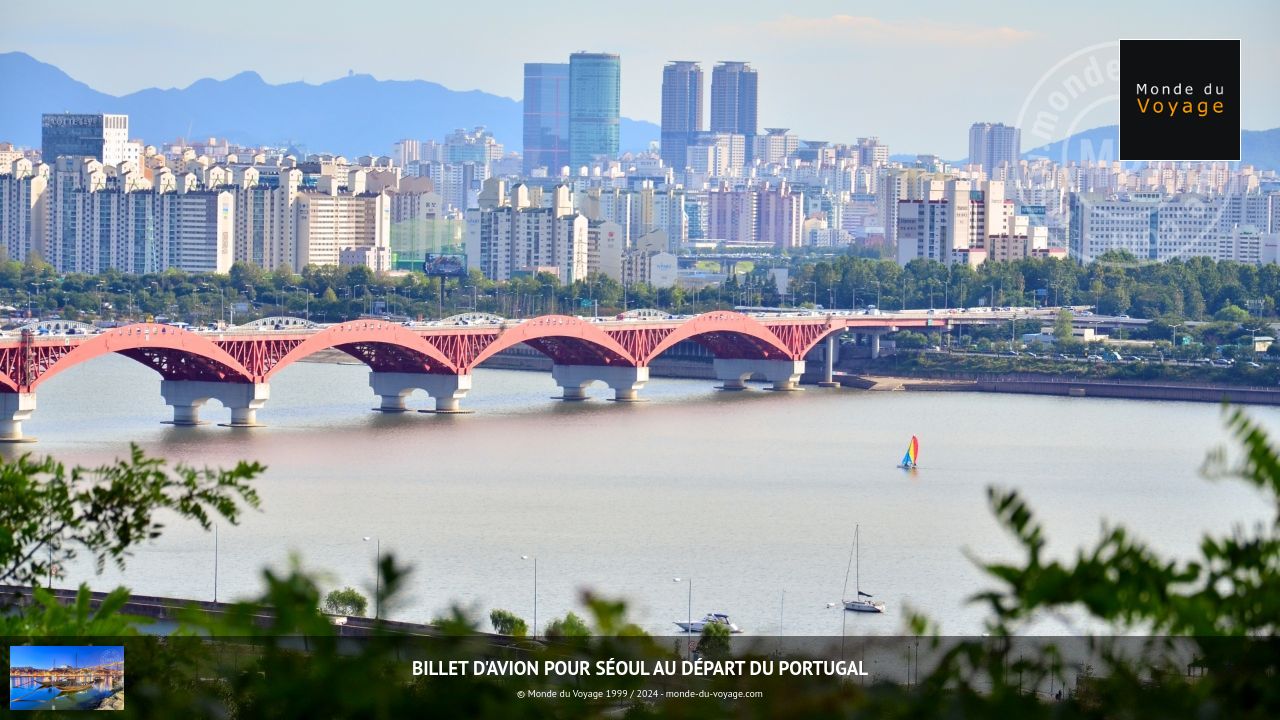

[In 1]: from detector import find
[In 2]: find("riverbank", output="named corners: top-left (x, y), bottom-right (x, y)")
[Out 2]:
top-left (95, 690), bottom-right (124, 710)
top-left (297, 346), bottom-right (1280, 405)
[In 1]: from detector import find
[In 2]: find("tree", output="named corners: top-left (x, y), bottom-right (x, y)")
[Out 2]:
top-left (1213, 303), bottom-right (1249, 323)
top-left (697, 620), bottom-right (731, 659)
top-left (0, 445), bottom-right (262, 589)
top-left (321, 587), bottom-right (368, 617)
top-left (1053, 308), bottom-right (1074, 342)
top-left (488, 608), bottom-right (528, 637)
top-left (544, 611), bottom-right (590, 638)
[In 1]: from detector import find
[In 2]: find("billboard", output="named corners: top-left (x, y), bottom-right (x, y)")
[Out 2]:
top-left (423, 253), bottom-right (467, 278)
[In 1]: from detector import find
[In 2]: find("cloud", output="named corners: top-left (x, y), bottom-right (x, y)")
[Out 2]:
top-left (755, 14), bottom-right (1034, 48)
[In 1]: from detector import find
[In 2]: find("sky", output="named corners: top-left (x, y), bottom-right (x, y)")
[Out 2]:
top-left (3, 0), bottom-right (1277, 157)
top-left (9, 645), bottom-right (121, 670)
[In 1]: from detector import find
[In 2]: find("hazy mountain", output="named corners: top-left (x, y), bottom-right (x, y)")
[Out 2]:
top-left (1023, 124), bottom-right (1280, 171)
top-left (0, 52), bottom-right (659, 156)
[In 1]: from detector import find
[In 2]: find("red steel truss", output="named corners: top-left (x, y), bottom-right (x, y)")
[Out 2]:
top-left (0, 313), bottom-right (939, 392)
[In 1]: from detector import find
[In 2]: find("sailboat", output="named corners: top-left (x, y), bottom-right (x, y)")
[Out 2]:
top-left (842, 524), bottom-right (885, 614)
top-left (899, 435), bottom-right (919, 469)
top-left (52, 652), bottom-right (92, 694)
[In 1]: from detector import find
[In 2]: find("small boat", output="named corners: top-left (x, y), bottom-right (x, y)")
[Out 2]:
top-left (899, 435), bottom-right (919, 469)
top-left (842, 524), bottom-right (886, 614)
top-left (54, 681), bottom-right (92, 694)
top-left (674, 613), bottom-right (743, 634)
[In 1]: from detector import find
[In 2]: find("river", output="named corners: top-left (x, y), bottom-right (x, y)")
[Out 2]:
top-left (5, 354), bottom-right (1274, 637)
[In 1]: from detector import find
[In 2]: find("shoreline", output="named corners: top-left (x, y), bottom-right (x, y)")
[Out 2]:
top-left (299, 348), bottom-right (1280, 406)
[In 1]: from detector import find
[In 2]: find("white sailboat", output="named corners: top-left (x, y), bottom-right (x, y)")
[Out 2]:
top-left (842, 524), bottom-right (885, 614)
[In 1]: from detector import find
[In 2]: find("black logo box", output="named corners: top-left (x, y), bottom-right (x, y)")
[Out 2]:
top-left (1119, 39), bottom-right (1240, 161)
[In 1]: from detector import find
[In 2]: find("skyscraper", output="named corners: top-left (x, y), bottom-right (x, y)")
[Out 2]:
top-left (710, 62), bottom-right (758, 164)
top-left (41, 113), bottom-right (130, 165)
top-left (523, 63), bottom-right (570, 175)
top-left (968, 123), bottom-right (1021, 175)
top-left (568, 52), bottom-right (621, 169)
top-left (660, 61), bottom-right (703, 172)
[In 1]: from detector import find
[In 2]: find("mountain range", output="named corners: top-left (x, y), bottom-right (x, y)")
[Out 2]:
top-left (1022, 125), bottom-right (1280, 171)
top-left (2, 52), bottom-right (1276, 170)
top-left (0, 51), bottom-right (659, 157)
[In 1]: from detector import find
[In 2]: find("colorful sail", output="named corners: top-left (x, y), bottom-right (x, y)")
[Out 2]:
top-left (901, 435), bottom-right (919, 467)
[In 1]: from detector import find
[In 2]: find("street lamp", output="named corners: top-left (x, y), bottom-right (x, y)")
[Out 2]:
top-left (363, 536), bottom-right (381, 619)
top-left (807, 281), bottom-right (817, 309)
top-left (213, 524), bottom-right (219, 603)
top-left (521, 555), bottom-right (537, 639)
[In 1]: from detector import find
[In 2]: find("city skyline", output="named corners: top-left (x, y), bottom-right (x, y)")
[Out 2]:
top-left (3, 1), bottom-right (1277, 158)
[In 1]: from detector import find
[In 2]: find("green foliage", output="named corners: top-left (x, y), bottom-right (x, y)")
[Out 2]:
top-left (544, 611), bottom-right (590, 638)
top-left (1214, 303), bottom-right (1250, 323)
top-left (321, 586), bottom-right (368, 617)
top-left (488, 608), bottom-right (528, 637)
top-left (1053, 308), bottom-right (1074, 341)
top-left (697, 621), bottom-right (731, 659)
top-left (878, 351), bottom-right (1280, 387)
top-left (0, 584), bottom-right (140, 637)
top-left (5, 415), bottom-right (1280, 717)
top-left (0, 444), bottom-right (263, 588)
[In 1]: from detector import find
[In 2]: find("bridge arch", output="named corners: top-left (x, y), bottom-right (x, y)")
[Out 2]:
top-left (638, 311), bottom-right (793, 364)
top-left (467, 315), bottom-right (637, 370)
top-left (261, 319), bottom-right (461, 379)
top-left (19, 323), bottom-right (254, 392)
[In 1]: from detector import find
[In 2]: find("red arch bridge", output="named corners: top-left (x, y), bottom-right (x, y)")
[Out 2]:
top-left (0, 308), bottom-right (994, 441)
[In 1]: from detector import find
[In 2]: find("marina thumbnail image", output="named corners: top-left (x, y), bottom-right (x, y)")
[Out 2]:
top-left (8, 645), bottom-right (124, 711)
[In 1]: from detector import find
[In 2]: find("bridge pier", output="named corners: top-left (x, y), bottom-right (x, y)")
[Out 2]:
top-left (0, 392), bottom-right (37, 442)
top-left (160, 380), bottom-right (270, 427)
top-left (369, 372), bottom-right (473, 413)
top-left (870, 332), bottom-right (882, 359)
top-left (714, 358), bottom-right (805, 391)
top-left (818, 335), bottom-right (840, 387)
top-left (551, 364), bottom-right (649, 401)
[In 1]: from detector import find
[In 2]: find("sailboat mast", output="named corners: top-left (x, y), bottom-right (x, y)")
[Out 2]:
top-left (841, 530), bottom-right (856, 602)
top-left (855, 524), bottom-right (860, 595)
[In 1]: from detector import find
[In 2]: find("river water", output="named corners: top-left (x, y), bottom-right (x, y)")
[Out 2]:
top-left (6, 354), bottom-right (1274, 637)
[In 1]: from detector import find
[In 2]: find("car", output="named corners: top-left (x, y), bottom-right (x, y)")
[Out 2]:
top-left (1248, 361), bottom-right (1262, 368)
top-left (1025, 351), bottom-right (1038, 358)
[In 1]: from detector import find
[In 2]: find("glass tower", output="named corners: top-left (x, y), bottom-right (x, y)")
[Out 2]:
top-left (660, 61), bottom-right (703, 172)
top-left (568, 52), bottom-right (621, 169)
top-left (710, 62), bottom-right (758, 163)
top-left (523, 63), bottom-right (570, 175)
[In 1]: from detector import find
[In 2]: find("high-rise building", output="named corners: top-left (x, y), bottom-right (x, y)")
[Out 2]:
top-left (568, 52), bottom-right (621, 169)
top-left (523, 63), bottom-right (571, 175)
top-left (968, 123), bottom-right (1021, 175)
top-left (0, 159), bottom-right (50, 263)
top-left (1069, 191), bottom-right (1271, 263)
top-left (660, 61), bottom-right (703, 172)
top-left (708, 183), bottom-right (804, 247)
top-left (896, 179), bottom-right (1056, 266)
top-left (710, 62), bottom-right (758, 164)
top-left (41, 113), bottom-right (130, 165)
top-left (465, 180), bottom-right (587, 283)
top-left (294, 188), bottom-right (391, 271)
